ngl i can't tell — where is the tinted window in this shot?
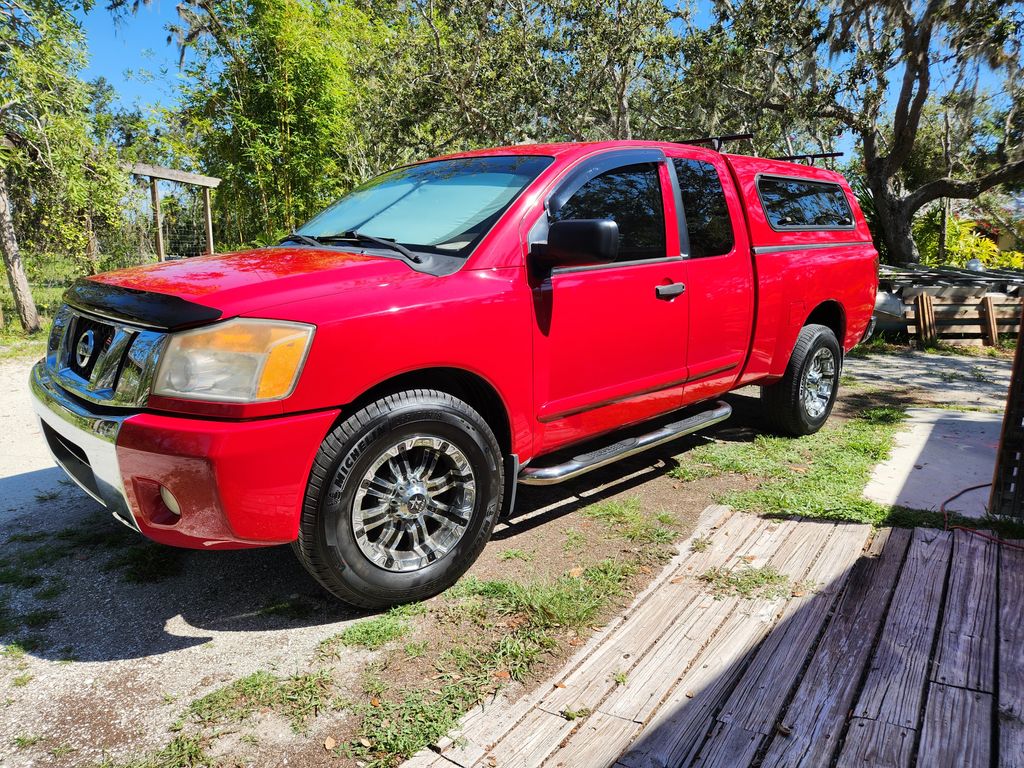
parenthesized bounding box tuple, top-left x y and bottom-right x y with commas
(757, 176, 853, 229)
(673, 159, 735, 257)
(298, 155, 552, 258)
(551, 163, 665, 261)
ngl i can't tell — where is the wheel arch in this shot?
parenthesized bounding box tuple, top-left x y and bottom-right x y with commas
(344, 367, 513, 455)
(804, 300, 846, 348)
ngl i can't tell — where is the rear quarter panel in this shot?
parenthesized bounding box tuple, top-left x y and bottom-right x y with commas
(724, 154, 878, 382)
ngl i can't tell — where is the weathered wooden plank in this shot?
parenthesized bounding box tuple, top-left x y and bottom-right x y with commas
(694, 525, 872, 768)
(931, 530, 997, 692)
(537, 513, 767, 716)
(917, 683, 992, 767)
(852, 528, 952, 729)
(617, 521, 840, 768)
(615, 609, 768, 768)
(540, 710, 640, 768)
(715, 524, 871, 730)
(998, 540, 1024, 768)
(982, 295, 1000, 345)
(602, 520, 824, 724)
(835, 718, 916, 768)
(480, 706, 578, 768)
(130, 161, 222, 188)
(759, 528, 912, 768)
(689, 722, 762, 767)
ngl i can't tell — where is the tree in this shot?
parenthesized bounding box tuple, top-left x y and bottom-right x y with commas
(682, 0, 1024, 265)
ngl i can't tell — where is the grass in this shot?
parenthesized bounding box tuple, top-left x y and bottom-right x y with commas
(102, 544, 183, 583)
(583, 498, 676, 545)
(33, 577, 67, 600)
(258, 595, 318, 620)
(612, 670, 628, 685)
(690, 535, 712, 553)
(319, 603, 425, 653)
(96, 734, 213, 768)
(699, 565, 791, 600)
(12, 733, 42, 748)
(562, 528, 586, 552)
(12, 672, 32, 687)
(182, 669, 334, 732)
(561, 706, 592, 720)
(498, 548, 533, 562)
(671, 407, 907, 525)
(23, 609, 59, 628)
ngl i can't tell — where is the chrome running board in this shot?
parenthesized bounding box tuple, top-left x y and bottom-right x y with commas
(518, 401, 732, 486)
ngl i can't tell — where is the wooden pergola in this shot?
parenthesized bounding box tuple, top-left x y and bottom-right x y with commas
(130, 163, 222, 261)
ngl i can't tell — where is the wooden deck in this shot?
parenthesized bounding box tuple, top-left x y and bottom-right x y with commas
(404, 506, 1024, 768)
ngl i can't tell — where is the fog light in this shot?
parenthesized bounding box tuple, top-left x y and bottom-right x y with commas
(159, 485, 181, 516)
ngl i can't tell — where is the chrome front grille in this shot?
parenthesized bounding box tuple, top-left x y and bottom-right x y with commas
(46, 305, 167, 408)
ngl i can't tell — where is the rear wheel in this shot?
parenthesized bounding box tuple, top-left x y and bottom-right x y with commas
(294, 389, 504, 609)
(761, 324, 841, 436)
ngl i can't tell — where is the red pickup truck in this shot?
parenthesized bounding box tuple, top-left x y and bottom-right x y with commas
(31, 141, 876, 607)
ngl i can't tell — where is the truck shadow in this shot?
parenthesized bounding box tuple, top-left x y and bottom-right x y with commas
(0, 391, 770, 663)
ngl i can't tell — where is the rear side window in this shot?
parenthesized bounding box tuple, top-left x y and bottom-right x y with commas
(757, 176, 853, 229)
(672, 159, 734, 257)
(551, 162, 665, 262)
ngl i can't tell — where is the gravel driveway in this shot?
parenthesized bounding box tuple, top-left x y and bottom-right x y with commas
(0, 357, 369, 766)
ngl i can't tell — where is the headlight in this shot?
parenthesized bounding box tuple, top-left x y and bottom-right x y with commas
(153, 318, 315, 403)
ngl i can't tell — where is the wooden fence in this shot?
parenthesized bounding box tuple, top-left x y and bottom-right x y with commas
(905, 288, 1023, 347)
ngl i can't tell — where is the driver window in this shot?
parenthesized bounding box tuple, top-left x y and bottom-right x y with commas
(549, 162, 666, 262)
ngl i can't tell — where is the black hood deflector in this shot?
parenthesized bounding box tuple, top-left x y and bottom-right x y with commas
(64, 279, 223, 331)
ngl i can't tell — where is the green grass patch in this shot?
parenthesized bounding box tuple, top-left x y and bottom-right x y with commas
(258, 596, 318, 620)
(452, 559, 633, 631)
(320, 603, 425, 653)
(183, 669, 333, 733)
(103, 544, 183, 583)
(690, 535, 712, 553)
(11, 733, 42, 748)
(33, 578, 67, 600)
(498, 548, 533, 562)
(699, 565, 791, 600)
(96, 734, 213, 768)
(584, 498, 676, 545)
(0, 566, 43, 589)
(673, 407, 906, 525)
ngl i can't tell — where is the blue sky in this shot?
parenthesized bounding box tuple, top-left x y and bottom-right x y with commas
(75, 1, 185, 109)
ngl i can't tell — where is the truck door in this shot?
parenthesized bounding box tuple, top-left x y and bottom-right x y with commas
(529, 150, 689, 455)
(662, 148, 754, 402)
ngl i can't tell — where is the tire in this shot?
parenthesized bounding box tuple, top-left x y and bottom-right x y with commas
(294, 389, 504, 609)
(760, 324, 842, 436)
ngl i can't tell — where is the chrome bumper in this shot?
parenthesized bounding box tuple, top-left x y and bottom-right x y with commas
(30, 362, 139, 531)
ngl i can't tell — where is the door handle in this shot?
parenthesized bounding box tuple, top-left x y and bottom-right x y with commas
(655, 282, 686, 299)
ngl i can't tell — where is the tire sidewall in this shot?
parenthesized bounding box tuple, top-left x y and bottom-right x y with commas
(312, 396, 502, 601)
(793, 327, 842, 432)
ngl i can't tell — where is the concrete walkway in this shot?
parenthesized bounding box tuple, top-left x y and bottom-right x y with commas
(863, 408, 1001, 518)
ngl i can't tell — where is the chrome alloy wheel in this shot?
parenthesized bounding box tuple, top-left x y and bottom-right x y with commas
(799, 347, 837, 419)
(348, 435, 477, 572)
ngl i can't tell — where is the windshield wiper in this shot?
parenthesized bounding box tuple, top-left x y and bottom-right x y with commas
(279, 232, 324, 248)
(320, 230, 423, 264)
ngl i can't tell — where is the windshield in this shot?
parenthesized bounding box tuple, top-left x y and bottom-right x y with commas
(297, 155, 553, 259)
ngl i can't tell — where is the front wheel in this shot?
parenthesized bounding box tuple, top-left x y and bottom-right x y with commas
(761, 324, 842, 436)
(294, 389, 504, 609)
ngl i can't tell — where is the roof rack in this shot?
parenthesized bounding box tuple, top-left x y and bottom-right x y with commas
(770, 151, 844, 165)
(678, 133, 754, 151)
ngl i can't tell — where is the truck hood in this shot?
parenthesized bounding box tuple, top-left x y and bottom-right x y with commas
(70, 247, 428, 330)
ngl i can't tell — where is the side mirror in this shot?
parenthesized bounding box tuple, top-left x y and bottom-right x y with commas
(531, 219, 619, 271)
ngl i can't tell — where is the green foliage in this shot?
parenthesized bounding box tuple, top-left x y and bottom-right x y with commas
(699, 565, 791, 600)
(914, 210, 1024, 269)
(319, 603, 425, 653)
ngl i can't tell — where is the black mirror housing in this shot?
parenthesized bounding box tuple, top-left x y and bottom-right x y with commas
(531, 219, 619, 271)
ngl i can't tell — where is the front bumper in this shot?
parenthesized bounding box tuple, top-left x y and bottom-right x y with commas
(31, 361, 340, 549)
(31, 362, 139, 530)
